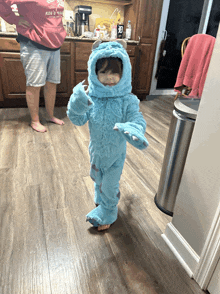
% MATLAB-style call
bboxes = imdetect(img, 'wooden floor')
[0,96,205,294]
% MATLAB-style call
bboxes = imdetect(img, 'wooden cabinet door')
[0,70,4,102]
[125,0,163,99]
[57,54,72,97]
[0,52,26,99]
[137,0,163,99]
[0,52,72,100]
[75,72,88,85]
[39,54,72,99]
[75,42,91,71]
[0,39,72,106]
[40,41,73,101]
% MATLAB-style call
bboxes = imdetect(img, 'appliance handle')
[163,30,167,41]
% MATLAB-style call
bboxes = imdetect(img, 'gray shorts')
[20,41,61,87]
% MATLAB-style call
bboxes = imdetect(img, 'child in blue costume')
[67,39,149,231]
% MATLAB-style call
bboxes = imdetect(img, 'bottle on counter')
[95,28,100,38]
[125,20,131,40]
[111,22,117,39]
[1,18,6,32]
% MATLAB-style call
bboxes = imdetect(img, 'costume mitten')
[67,80,93,115]
[114,122,149,150]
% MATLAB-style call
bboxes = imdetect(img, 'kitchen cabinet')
[0,35,138,107]
[124,0,164,99]
[0,37,72,107]
[74,41,137,84]
[0,0,164,106]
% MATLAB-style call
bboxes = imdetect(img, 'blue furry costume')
[67,40,149,228]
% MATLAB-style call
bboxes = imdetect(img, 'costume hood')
[88,41,132,98]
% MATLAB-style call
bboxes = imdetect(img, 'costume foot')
[49,117,65,125]
[86,205,118,228]
[31,121,47,133]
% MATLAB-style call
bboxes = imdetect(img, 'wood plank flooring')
[0,96,206,294]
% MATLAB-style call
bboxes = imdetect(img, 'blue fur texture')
[67,41,149,228]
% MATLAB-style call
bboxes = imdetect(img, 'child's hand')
[67,80,93,115]
[113,123,149,150]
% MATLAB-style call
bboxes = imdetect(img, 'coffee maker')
[74,5,92,36]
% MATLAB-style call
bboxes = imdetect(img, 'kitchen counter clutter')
[0,32,139,44]
[0,0,164,107]
[0,34,139,107]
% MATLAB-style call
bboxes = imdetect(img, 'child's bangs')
[96,57,123,75]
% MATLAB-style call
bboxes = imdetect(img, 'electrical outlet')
[64,10,74,21]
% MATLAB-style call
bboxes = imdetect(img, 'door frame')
[149,0,214,96]
[194,201,220,290]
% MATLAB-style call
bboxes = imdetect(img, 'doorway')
[150,0,219,95]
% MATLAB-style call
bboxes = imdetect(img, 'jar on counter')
[111,22,117,39]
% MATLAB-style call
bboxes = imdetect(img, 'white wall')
[172,24,220,257]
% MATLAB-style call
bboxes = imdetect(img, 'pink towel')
[174,34,215,98]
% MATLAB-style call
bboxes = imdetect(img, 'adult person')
[0,0,67,132]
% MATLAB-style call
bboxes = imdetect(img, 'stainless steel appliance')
[154,97,201,216]
[74,5,92,36]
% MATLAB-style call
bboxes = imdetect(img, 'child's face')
[97,69,121,87]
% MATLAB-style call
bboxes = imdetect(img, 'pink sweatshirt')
[174,34,216,98]
[0,0,67,49]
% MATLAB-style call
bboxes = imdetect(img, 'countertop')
[0,32,139,44]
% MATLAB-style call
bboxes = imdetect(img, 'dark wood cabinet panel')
[0,37,138,106]
[135,43,154,91]
[136,0,162,41]
[0,39,72,106]
[125,0,163,99]
[75,42,91,71]
[0,52,71,100]
[0,37,20,52]
[47,54,72,98]
[127,45,136,56]
[0,74,3,102]
[75,72,88,85]
[0,52,26,99]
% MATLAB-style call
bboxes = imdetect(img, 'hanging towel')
[174,34,216,98]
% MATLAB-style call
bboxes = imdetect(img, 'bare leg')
[26,86,47,132]
[44,81,64,125]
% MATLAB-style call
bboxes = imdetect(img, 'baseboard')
[162,222,200,278]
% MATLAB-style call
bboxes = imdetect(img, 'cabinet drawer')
[75,42,136,70]
[0,37,71,53]
[0,38,20,51]
[60,41,71,53]
[75,72,88,85]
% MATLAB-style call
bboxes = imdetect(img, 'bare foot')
[98,224,111,231]
[31,121,47,133]
[50,117,65,125]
